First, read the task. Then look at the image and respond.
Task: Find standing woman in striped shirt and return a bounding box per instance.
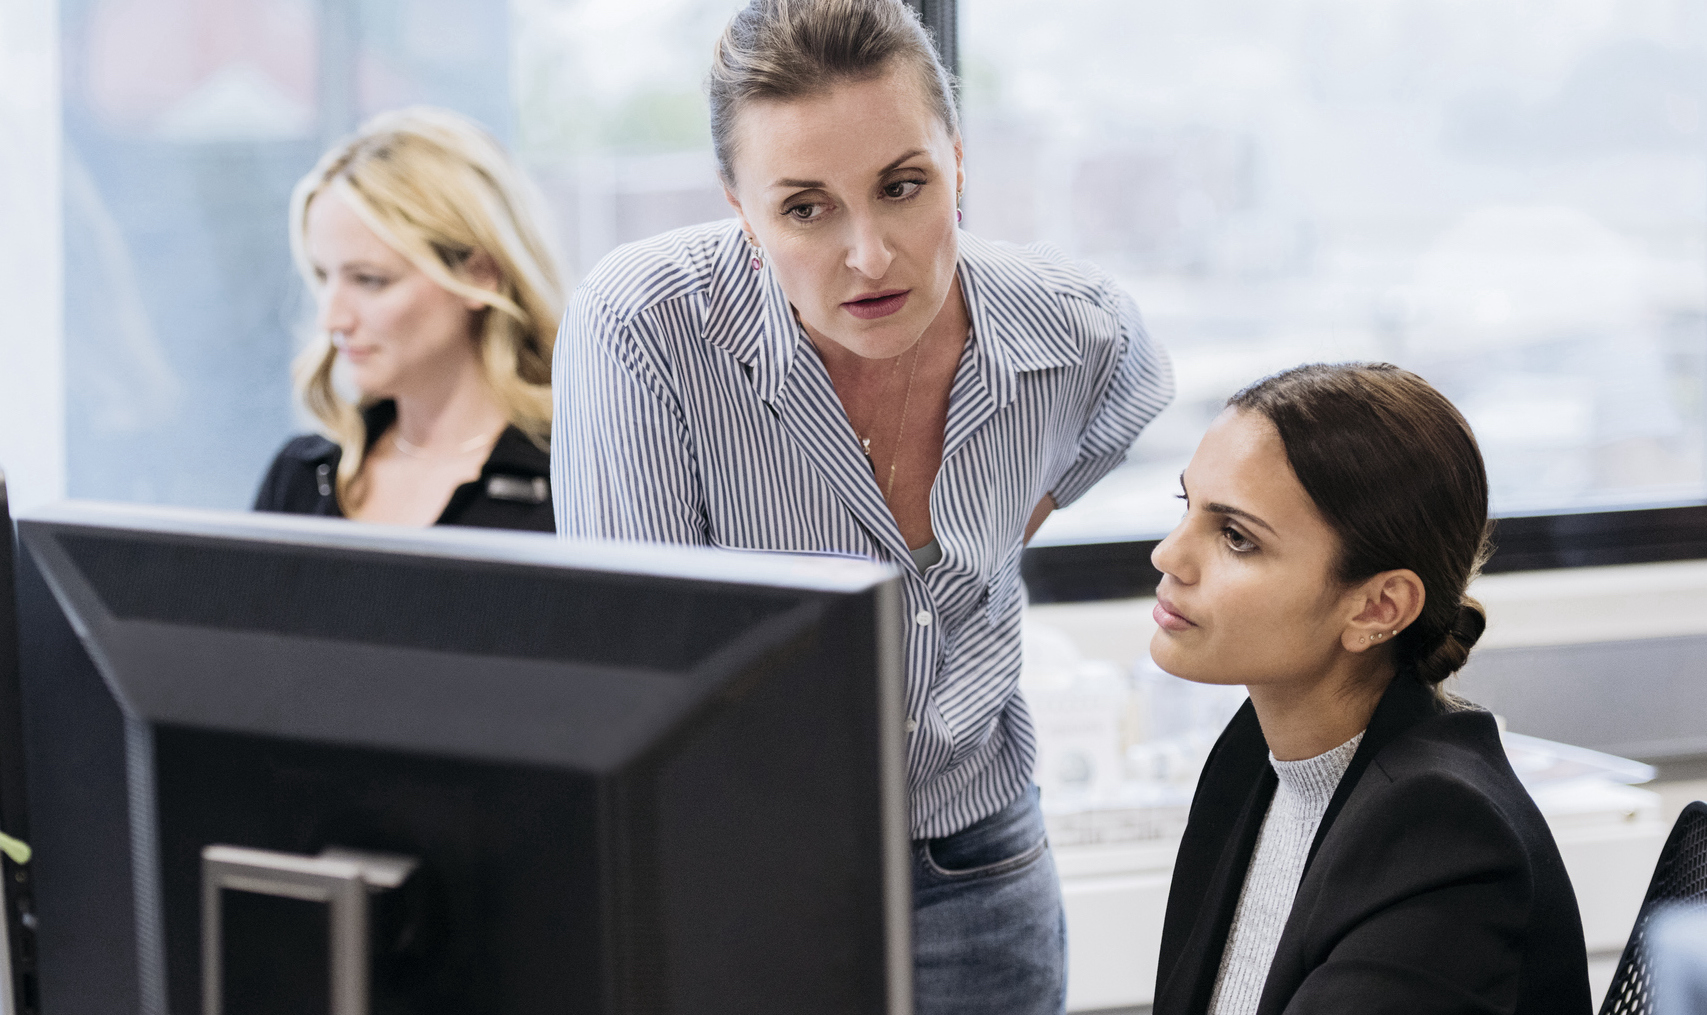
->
[552,1,1173,1011]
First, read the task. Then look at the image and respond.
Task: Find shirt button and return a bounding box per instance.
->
[906,718,918,734]
[915,610,933,626]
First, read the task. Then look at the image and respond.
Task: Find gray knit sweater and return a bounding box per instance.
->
[1206,731,1365,1015]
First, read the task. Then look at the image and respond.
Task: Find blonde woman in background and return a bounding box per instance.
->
[255,106,564,531]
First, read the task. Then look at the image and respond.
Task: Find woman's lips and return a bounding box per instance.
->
[1153,596,1198,632]
[842,289,909,320]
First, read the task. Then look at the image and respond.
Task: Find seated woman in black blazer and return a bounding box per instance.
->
[1149,363,1591,1015]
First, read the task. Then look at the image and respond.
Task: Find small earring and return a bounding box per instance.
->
[1359,636,1368,645]
[746,234,763,271]
[956,192,963,224]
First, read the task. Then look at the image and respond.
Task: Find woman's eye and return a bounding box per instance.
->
[1222,525,1256,553]
[786,202,824,222]
[883,179,922,200]
[355,274,388,289]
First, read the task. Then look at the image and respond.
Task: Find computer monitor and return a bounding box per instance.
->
[14,503,909,1015]
[0,471,35,1015]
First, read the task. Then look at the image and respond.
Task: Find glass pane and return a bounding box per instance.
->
[512,0,747,282]
[963,0,1707,542]
[60,0,510,508]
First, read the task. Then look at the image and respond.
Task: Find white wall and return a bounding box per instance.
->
[0,0,61,515]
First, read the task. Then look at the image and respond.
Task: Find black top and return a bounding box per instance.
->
[254,401,554,532]
[1155,673,1591,1015]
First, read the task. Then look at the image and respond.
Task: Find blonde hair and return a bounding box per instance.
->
[288,106,564,508]
[706,0,959,185]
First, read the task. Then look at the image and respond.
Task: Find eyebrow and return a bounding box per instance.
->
[770,149,929,190]
[1180,474,1278,535]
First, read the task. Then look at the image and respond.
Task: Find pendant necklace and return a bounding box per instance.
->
[856,352,908,461]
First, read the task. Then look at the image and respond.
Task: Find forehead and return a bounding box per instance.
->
[304,188,404,265]
[730,66,951,186]
[1187,409,1322,532]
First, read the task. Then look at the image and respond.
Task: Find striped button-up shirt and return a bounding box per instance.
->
[552,219,1173,838]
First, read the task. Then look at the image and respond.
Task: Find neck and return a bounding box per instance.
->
[388,355,508,452]
[1248,655,1394,761]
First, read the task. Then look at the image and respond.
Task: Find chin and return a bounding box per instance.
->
[1149,632,1241,686]
[819,317,920,359]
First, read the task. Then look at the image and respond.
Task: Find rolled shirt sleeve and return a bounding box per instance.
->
[1048,283,1175,509]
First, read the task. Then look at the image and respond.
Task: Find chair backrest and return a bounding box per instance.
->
[1601,801,1707,1015]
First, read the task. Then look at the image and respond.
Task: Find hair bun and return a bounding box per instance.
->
[1410,596,1487,687]
[1451,600,1487,650]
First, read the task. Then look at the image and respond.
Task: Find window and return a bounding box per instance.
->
[7,0,1706,578]
[54,0,510,508]
[963,0,1707,547]
[512,0,744,282]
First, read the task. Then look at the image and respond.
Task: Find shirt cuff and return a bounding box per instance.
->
[1049,448,1128,510]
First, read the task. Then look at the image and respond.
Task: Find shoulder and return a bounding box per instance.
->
[486,426,549,478]
[254,434,340,512]
[1368,707,1527,816]
[574,219,741,326]
[1326,707,1547,885]
[960,232,1133,320]
[958,232,1143,366]
[269,433,339,469]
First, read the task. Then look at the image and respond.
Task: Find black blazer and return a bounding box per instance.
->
[1155,674,1591,1015]
[253,401,554,532]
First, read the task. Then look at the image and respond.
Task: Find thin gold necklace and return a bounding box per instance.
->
[391,429,497,461]
[882,337,926,503]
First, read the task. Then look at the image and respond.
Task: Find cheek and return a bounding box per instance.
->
[1150,561,1335,684]
[375,280,473,352]
[769,239,841,311]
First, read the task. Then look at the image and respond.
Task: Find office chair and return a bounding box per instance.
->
[1600,801,1707,1015]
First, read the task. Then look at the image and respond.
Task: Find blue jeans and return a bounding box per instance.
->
[912,786,1066,1015]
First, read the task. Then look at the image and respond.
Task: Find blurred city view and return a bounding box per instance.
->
[51,0,1707,541]
[960,0,1707,540]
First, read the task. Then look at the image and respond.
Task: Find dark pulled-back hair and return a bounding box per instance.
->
[1229,363,1493,690]
[706,0,960,184]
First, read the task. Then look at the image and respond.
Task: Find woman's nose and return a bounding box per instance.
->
[844,213,895,280]
[1151,521,1195,585]
[317,282,356,335]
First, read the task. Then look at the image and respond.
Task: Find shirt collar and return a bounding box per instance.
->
[703,222,1086,407]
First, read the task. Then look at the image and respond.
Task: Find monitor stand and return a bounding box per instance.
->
[202,846,419,1015]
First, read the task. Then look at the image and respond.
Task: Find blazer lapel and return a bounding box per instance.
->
[1155,702,1277,1015]
[1255,675,1447,1015]
[1302,674,1442,874]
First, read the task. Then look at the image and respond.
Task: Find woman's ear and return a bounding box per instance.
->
[953,135,965,199]
[723,186,756,243]
[459,250,502,310]
[1341,569,1426,653]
